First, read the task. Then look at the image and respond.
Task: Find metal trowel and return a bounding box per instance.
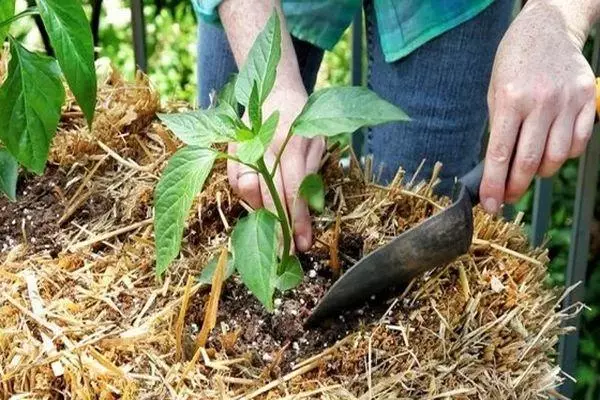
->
[305,161,484,326]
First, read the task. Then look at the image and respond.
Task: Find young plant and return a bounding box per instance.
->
[0,0,97,200]
[154,10,409,310]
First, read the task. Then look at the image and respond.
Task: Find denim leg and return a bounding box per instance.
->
[197,21,325,109]
[197,22,238,109]
[365,0,514,195]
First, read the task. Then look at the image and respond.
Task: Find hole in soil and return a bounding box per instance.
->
[185,232,396,375]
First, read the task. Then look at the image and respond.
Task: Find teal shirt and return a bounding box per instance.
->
[192,0,494,62]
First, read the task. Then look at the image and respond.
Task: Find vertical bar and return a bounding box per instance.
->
[91,0,104,53]
[558,28,600,398]
[131,0,148,72]
[351,9,365,157]
[530,177,553,246]
[351,10,363,87]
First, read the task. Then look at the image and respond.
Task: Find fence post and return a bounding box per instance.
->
[131,0,148,72]
[557,27,600,398]
[531,177,553,246]
[351,9,365,157]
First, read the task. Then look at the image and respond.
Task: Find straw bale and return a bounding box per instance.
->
[50,66,160,167]
[0,66,579,399]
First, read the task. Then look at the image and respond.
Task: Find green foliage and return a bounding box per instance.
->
[0,149,18,201]
[0,38,64,174]
[292,87,410,138]
[234,11,281,106]
[276,255,303,291]
[217,75,238,110]
[157,109,235,146]
[153,146,217,275]
[0,1,15,44]
[236,111,279,164]
[96,1,197,103]
[248,81,262,129]
[36,0,97,125]
[0,0,96,200]
[154,9,407,311]
[299,173,325,213]
[231,209,279,310]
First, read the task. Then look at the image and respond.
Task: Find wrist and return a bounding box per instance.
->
[529,0,599,47]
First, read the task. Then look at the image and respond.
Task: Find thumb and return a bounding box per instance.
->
[281,143,313,252]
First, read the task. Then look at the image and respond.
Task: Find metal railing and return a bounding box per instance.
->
[126,1,599,397]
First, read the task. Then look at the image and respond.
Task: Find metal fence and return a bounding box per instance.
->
[125,2,599,398]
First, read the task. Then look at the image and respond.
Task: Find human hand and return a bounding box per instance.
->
[480,0,597,213]
[227,88,325,252]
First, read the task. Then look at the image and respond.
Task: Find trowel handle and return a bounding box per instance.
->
[458,160,483,205]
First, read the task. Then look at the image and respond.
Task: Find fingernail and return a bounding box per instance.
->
[483,198,499,214]
[295,235,310,252]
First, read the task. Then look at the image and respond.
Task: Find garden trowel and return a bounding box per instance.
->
[306,161,484,326]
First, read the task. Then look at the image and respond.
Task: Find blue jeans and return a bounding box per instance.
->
[197,0,513,195]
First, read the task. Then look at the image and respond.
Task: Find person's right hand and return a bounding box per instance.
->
[227,88,325,252]
[480,0,598,213]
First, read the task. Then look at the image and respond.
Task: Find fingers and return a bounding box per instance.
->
[504,108,554,203]
[569,99,596,158]
[227,143,239,193]
[537,109,575,178]
[280,138,313,252]
[230,141,263,209]
[237,165,263,209]
[229,134,324,253]
[480,96,522,214]
[305,137,325,174]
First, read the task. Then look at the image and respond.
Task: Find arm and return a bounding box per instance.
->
[219,0,324,251]
[480,0,600,213]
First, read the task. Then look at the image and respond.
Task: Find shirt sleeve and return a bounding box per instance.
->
[191,0,223,23]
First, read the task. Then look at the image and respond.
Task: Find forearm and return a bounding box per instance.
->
[525,0,600,47]
[218,0,306,100]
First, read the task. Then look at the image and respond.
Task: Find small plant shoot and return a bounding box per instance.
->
[0,0,97,200]
[154,10,409,310]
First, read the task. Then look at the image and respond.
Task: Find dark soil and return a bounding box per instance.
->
[0,166,115,256]
[0,167,67,255]
[186,231,396,376]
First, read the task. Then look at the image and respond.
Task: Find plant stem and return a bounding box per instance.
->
[270,130,293,178]
[0,7,39,30]
[257,157,292,266]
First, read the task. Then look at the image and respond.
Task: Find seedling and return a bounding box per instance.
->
[154,10,409,310]
[0,0,97,200]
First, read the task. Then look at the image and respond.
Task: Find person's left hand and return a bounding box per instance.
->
[480,0,597,213]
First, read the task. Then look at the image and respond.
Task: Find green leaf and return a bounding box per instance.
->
[248,81,262,130]
[0,39,65,174]
[231,209,279,310]
[236,137,265,165]
[158,109,235,147]
[0,1,15,44]
[258,111,279,145]
[0,148,18,201]
[235,112,279,165]
[276,255,303,291]
[217,102,240,122]
[154,146,217,276]
[217,74,238,110]
[198,252,236,285]
[36,0,96,125]
[234,10,281,106]
[299,173,325,213]
[292,87,410,138]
